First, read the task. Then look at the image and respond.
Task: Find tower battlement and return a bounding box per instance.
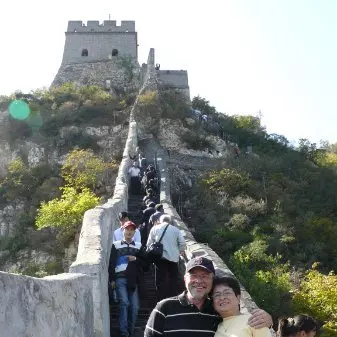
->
[61,19,138,65]
[67,20,135,33]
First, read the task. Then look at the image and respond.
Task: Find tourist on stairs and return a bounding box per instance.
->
[113,211,141,243]
[109,221,149,337]
[146,214,186,301]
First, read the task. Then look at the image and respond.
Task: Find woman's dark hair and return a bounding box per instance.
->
[211,276,241,296]
[277,314,317,337]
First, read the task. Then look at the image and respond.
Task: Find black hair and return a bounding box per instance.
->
[211,276,241,297]
[118,211,128,221]
[277,315,318,337]
[155,204,164,212]
[146,189,154,196]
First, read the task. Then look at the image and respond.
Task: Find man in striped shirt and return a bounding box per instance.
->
[144,257,272,337]
[109,221,148,337]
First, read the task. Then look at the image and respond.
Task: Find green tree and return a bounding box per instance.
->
[203,168,251,196]
[192,95,216,114]
[35,186,100,242]
[61,149,116,190]
[293,268,337,337]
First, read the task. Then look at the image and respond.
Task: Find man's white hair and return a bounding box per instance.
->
[159,214,173,224]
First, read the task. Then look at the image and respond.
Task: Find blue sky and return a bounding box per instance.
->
[1,0,336,144]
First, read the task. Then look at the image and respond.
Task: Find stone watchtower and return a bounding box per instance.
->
[61,20,138,65]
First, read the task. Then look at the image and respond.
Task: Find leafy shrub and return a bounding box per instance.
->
[192,95,216,114]
[227,213,251,231]
[9,260,63,278]
[229,241,293,318]
[35,187,100,243]
[292,269,337,337]
[0,159,55,203]
[230,196,266,218]
[203,168,251,196]
[118,55,135,82]
[180,130,211,150]
[61,149,117,190]
[161,89,190,119]
[139,91,157,105]
[210,229,252,256]
[137,90,159,120]
[233,115,262,133]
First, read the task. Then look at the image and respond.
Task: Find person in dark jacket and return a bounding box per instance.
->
[148,204,164,231]
[109,221,149,337]
[140,202,156,245]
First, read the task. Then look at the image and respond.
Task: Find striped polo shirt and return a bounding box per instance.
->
[145,291,221,337]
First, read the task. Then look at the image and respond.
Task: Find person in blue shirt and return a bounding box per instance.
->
[113,211,141,243]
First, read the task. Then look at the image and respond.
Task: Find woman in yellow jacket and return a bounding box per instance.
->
[213,276,272,337]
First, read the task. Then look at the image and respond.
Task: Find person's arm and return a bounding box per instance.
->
[134,228,141,243]
[136,245,150,271]
[108,245,117,283]
[144,301,166,337]
[112,229,118,242]
[177,229,186,253]
[248,309,273,329]
[146,227,155,247]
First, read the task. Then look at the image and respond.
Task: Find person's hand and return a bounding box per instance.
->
[128,256,137,262]
[248,309,273,329]
[110,281,115,289]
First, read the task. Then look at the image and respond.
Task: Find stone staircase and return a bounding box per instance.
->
[109,146,185,337]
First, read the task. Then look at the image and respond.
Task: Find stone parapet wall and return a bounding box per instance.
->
[156,148,260,313]
[70,119,137,337]
[168,150,226,170]
[0,272,93,337]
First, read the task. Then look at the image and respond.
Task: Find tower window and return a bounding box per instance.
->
[111,49,118,56]
[81,49,88,57]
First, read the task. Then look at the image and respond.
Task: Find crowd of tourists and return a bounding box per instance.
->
[108,151,319,337]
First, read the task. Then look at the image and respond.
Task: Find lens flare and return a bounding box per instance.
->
[8,100,31,120]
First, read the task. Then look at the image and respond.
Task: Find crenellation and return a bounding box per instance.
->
[86,20,100,27]
[103,20,117,26]
[66,20,136,33]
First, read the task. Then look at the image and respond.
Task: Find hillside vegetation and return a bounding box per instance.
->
[0,84,133,275]
[182,96,337,336]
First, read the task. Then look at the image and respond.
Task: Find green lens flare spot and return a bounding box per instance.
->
[8,100,31,120]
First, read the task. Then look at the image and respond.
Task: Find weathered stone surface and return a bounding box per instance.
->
[0,272,93,337]
[2,249,57,273]
[69,112,138,337]
[52,59,140,93]
[0,201,25,237]
[26,141,45,166]
[0,141,19,178]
